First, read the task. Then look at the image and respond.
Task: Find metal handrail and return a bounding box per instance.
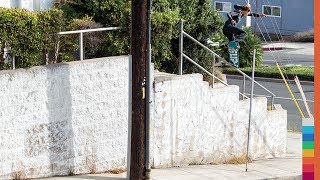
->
[57,27,123,61]
[183,31,275,97]
[183,32,222,59]
[182,53,249,99]
[57,27,122,35]
[245,93,315,103]
[235,69,276,97]
[179,19,276,108]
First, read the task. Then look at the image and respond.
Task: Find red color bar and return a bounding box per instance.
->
[303,164,314,173]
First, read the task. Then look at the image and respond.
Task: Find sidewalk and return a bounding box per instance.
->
[262,42,314,56]
[41,132,302,180]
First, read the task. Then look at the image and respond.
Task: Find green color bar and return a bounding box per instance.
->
[303,141,314,149]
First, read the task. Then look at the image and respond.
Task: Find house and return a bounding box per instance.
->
[213,0,314,35]
[0,0,60,11]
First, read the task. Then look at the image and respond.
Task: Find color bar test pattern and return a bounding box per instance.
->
[303,118,315,180]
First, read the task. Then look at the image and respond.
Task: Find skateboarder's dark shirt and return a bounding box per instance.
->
[225,4,261,26]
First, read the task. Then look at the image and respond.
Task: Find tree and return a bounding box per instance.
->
[151,0,224,73]
[60,0,131,57]
[61,0,225,73]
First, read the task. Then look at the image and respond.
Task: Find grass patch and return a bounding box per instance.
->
[210,153,253,165]
[221,65,314,81]
[11,170,27,180]
[224,154,253,164]
[107,168,127,174]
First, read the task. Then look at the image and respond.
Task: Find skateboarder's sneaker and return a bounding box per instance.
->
[227,60,239,68]
[220,41,229,47]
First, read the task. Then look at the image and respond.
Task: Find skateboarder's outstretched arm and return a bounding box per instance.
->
[248,12,266,17]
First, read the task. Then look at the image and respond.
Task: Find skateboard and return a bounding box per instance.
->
[228,41,240,68]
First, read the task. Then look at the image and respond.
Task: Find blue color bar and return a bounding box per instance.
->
[303,126,315,134]
[303,134,314,141]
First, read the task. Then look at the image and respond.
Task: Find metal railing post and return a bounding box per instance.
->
[271,95,275,110]
[179,19,183,75]
[246,49,256,172]
[12,55,15,70]
[212,55,215,86]
[79,32,84,61]
[242,75,246,100]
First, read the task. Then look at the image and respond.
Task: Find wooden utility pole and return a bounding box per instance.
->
[130,0,147,179]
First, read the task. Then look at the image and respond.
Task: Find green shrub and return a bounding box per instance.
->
[0,8,64,69]
[60,0,130,57]
[62,0,224,74]
[38,9,64,64]
[218,27,263,68]
[151,1,180,72]
[61,0,130,27]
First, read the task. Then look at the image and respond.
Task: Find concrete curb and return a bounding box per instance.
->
[260,175,302,180]
[262,47,284,51]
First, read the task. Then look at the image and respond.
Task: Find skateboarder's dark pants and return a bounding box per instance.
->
[223,24,247,41]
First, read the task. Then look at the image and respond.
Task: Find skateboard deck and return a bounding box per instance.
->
[228,41,240,68]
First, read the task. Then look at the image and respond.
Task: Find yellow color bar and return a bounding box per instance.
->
[276,63,305,118]
[303,150,314,157]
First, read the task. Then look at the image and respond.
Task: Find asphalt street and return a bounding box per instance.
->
[226,75,314,131]
[262,43,314,66]
[263,50,314,66]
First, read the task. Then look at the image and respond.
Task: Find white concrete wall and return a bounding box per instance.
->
[0,56,129,179]
[151,72,287,168]
[0,56,287,179]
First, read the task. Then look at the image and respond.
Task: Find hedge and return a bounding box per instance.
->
[0,8,64,69]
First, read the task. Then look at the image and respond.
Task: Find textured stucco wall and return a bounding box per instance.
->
[0,57,287,179]
[151,72,287,168]
[0,56,129,179]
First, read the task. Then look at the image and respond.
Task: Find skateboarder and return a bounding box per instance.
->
[223,4,265,42]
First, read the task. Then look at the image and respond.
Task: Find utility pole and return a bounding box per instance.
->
[130,0,147,179]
